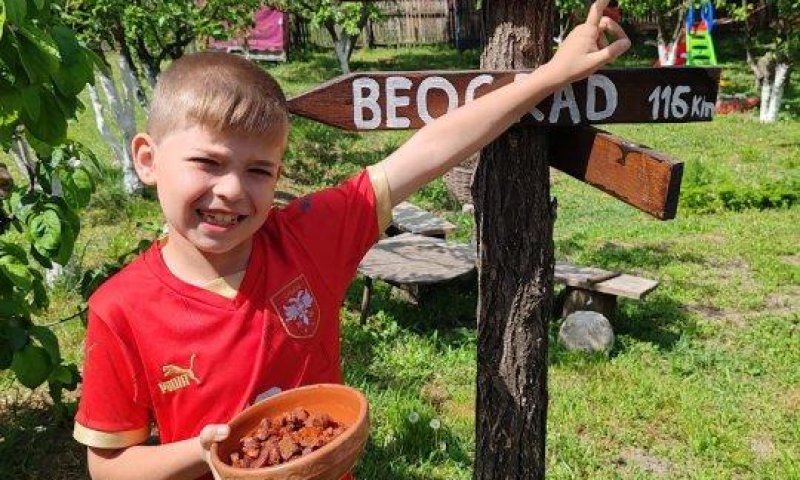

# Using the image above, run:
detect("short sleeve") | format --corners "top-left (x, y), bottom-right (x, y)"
top-left (73, 310), bottom-right (151, 449)
top-left (278, 169), bottom-right (387, 296)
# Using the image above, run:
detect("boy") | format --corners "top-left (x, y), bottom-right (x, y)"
top-left (73, 2), bottom-right (628, 478)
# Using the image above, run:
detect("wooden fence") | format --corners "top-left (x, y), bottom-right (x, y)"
top-left (292, 0), bottom-right (482, 49)
top-left (290, 1), bottom-right (765, 51)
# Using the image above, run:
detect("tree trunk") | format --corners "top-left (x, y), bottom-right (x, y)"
top-left (473, 1), bottom-right (554, 479)
top-left (324, 21), bottom-right (351, 74)
top-left (87, 83), bottom-right (126, 167)
top-left (655, 8), bottom-right (684, 66)
top-left (112, 20), bottom-right (150, 106)
top-left (763, 63), bottom-right (790, 123)
top-left (96, 68), bottom-right (145, 194)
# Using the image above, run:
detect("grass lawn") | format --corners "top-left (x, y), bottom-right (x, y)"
top-left (1, 35), bottom-right (798, 479)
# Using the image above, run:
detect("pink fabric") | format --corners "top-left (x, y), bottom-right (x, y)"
top-left (211, 7), bottom-right (285, 52)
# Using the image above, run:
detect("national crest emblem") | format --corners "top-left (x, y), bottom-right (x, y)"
top-left (270, 275), bottom-right (320, 338)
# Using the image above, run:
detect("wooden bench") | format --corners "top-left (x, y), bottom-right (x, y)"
top-left (357, 233), bottom-right (476, 323)
top-left (554, 262), bottom-right (659, 319)
top-left (388, 201), bottom-right (456, 238)
top-left (359, 201), bottom-right (658, 323)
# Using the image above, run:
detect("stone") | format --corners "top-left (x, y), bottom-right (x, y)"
top-left (562, 287), bottom-right (617, 319)
top-left (558, 310), bottom-right (614, 353)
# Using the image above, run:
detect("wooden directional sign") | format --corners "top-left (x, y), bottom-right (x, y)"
top-left (288, 67), bottom-right (720, 131)
top-left (287, 67), bottom-right (721, 220)
top-left (549, 127), bottom-right (683, 220)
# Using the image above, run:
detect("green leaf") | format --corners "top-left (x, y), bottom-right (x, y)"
top-left (4, 0), bottom-right (26, 24)
top-left (8, 325), bottom-right (28, 351)
top-left (0, 296), bottom-right (30, 317)
top-left (29, 325), bottom-right (59, 363)
top-left (0, 2), bottom-right (5, 42)
top-left (51, 25), bottom-right (94, 96)
top-left (11, 343), bottom-right (52, 388)
top-left (0, 105), bottom-right (18, 150)
top-left (70, 167), bottom-right (93, 208)
top-left (55, 212), bottom-right (75, 265)
top-left (15, 26), bottom-right (61, 84)
top-left (0, 240), bottom-right (29, 261)
top-left (24, 88), bottom-right (67, 147)
top-left (28, 207), bottom-right (62, 258)
top-left (49, 363), bottom-right (73, 384)
top-left (28, 244), bottom-right (52, 269)
top-left (20, 86), bottom-right (41, 123)
top-left (0, 255), bottom-right (33, 290)
top-left (52, 196), bottom-right (79, 233)
top-left (30, 273), bottom-right (47, 310)
top-left (0, 241), bottom-right (32, 289)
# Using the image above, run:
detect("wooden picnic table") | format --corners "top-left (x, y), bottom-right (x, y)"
top-left (357, 233), bottom-right (476, 323)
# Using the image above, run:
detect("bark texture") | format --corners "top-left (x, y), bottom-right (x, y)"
top-left (473, 1), bottom-right (555, 479)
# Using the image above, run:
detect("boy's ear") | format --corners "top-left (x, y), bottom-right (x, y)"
top-left (132, 133), bottom-right (157, 186)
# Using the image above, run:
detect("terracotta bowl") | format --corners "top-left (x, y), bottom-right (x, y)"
top-left (210, 384), bottom-right (369, 480)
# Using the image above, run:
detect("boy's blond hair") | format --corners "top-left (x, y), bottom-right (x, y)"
top-left (148, 52), bottom-right (288, 142)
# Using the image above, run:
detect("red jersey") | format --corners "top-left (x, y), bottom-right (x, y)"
top-left (74, 170), bottom-right (390, 478)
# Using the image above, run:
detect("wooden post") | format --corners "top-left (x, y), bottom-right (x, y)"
top-left (473, 1), bottom-right (553, 478)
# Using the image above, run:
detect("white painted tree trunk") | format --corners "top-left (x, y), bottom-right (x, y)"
top-left (762, 63), bottom-right (789, 123)
top-left (759, 79), bottom-right (772, 122)
top-left (657, 34), bottom-right (681, 66)
top-left (96, 67), bottom-right (145, 194)
top-left (118, 55), bottom-right (143, 125)
top-left (88, 84), bottom-right (125, 167)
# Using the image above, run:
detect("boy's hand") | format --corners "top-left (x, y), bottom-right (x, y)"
top-left (549, 0), bottom-right (630, 84)
top-left (198, 424), bottom-right (230, 480)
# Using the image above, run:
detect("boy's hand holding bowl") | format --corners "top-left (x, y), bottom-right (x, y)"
top-left (208, 384), bottom-right (369, 480)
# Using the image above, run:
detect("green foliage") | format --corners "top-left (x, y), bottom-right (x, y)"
top-left (280, 0), bottom-right (382, 37)
top-left (268, 0), bottom-right (381, 72)
top-left (65, 0), bottom-right (264, 79)
top-left (0, 1), bottom-right (95, 147)
top-left (0, 2), bottom-right (98, 407)
top-left (681, 177), bottom-right (799, 213)
top-left (766, 0), bottom-right (800, 63)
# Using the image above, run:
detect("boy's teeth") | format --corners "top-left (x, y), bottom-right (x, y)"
top-left (201, 212), bottom-right (239, 226)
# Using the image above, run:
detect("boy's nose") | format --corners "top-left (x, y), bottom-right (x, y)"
top-left (212, 173), bottom-right (246, 201)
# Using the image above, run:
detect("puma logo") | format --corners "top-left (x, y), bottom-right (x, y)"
top-left (159, 354), bottom-right (201, 393)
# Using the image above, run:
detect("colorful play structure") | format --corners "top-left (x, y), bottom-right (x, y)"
top-left (685, 1), bottom-right (718, 65)
top-left (655, 1), bottom-right (718, 67)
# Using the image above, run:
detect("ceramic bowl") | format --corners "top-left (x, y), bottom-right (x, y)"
top-left (210, 384), bottom-right (369, 480)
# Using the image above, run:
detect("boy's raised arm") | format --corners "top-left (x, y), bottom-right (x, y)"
top-left (378, 0), bottom-right (630, 205)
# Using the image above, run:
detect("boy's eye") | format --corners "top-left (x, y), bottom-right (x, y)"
top-left (249, 168), bottom-right (274, 177)
top-left (190, 157), bottom-right (218, 167)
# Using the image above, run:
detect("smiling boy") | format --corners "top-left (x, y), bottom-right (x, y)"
top-left (73, 2), bottom-right (629, 479)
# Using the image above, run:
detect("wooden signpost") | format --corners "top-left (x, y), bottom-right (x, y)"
top-left (288, 67), bottom-right (720, 219)
top-left (286, 61), bottom-right (719, 478)
top-left (304, 4), bottom-right (721, 478)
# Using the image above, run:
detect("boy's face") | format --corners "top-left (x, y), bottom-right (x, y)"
top-left (133, 125), bottom-right (287, 259)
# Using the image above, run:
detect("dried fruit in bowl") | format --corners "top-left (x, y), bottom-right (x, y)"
top-left (229, 407), bottom-right (347, 469)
